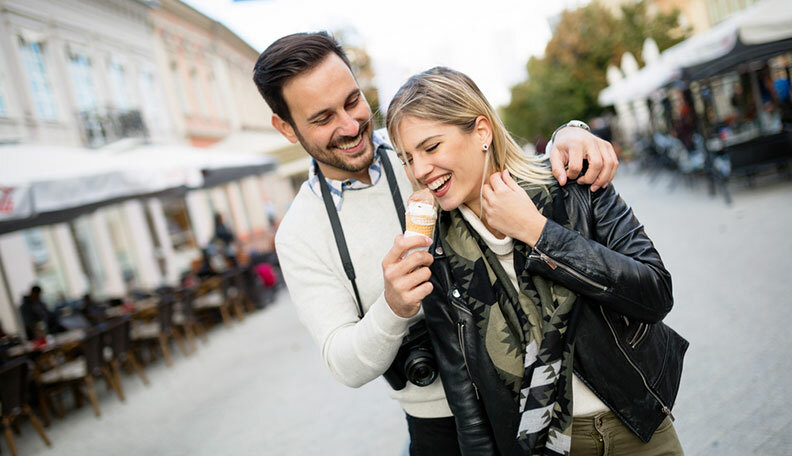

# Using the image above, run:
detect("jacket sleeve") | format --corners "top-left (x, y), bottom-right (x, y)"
top-left (423, 272), bottom-right (498, 455)
top-left (526, 183), bottom-right (673, 323)
top-left (275, 227), bottom-right (411, 388)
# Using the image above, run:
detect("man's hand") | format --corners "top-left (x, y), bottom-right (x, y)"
top-left (382, 235), bottom-right (434, 318)
top-left (548, 127), bottom-right (619, 192)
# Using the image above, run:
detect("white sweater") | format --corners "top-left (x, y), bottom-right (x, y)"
top-left (275, 149), bottom-right (451, 418)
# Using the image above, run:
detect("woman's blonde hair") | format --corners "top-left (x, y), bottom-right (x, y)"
top-left (385, 66), bottom-right (554, 185)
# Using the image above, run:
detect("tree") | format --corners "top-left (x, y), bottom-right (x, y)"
top-left (334, 28), bottom-right (383, 128)
top-left (501, 1), bottom-right (688, 143)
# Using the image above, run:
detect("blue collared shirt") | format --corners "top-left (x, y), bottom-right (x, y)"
top-left (306, 129), bottom-right (390, 210)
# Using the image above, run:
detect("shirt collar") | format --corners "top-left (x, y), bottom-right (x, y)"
top-left (307, 129), bottom-right (390, 211)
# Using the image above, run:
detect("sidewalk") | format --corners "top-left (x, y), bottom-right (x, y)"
top-left (11, 167), bottom-right (792, 455)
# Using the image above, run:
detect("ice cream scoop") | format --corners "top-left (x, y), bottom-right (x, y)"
top-left (404, 189), bottom-right (437, 254)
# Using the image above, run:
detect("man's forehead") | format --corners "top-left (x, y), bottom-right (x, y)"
top-left (282, 54), bottom-right (359, 119)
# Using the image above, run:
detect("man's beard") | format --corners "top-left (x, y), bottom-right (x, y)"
top-left (295, 117), bottom-right (375, 174)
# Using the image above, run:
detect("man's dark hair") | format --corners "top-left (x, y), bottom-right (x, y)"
top-left (252, 31), bottom-right (352, 126)
top-left (30, 285), bottom-right (41, 294)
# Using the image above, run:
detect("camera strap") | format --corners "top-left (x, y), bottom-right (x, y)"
top-left (317, 145), bottom-right (405, 319)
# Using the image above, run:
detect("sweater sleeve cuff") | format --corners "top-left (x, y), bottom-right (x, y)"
top-left (367, 294), bottom-right (411, 338)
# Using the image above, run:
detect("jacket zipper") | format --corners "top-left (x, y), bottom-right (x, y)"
top-left (629, 323), bottom-right (649, 349)
top-left (529, 247), bottom-right (608, 292)
top-left (600, 306), bottom-right (674, 420)
top-left (457, 321), bottom-right (480, 400)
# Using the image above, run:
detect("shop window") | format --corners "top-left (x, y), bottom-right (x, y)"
top-left (108, 59), bottom-right (131, 111)
top-left (161, 197), bottom-right (196, 251)
top-left (23, 227), bottom-right (68, 305)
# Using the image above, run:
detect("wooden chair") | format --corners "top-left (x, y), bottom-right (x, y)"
top-left (233, 268), bottom-right (256, 314)
top-left (107, 317), bottom-right (148, 388)
top-left (193, 276), bottom-right (234, 328)
top-left (34, 328), bottom-right (119, 422)
top-left (173, 287), bottom-right (207, 353)
top-left (131, 295), bottom-right (189, 367)
top-left (0, 358), bottom-right (51, 456)
top-left (221, 270), bottom-right (246, 322)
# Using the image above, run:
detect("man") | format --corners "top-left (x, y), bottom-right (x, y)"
top-left (20, 285), bottom-right (61, 340)
top-left (252, 32), bottom-right (618, 454)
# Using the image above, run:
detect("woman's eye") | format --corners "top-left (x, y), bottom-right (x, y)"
top-left (426, 143), bottom-right (439, 152)
top-left (346, 97), bottom-right (359, 108)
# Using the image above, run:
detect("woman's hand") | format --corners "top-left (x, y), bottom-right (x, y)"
top-left (481, 170), bottom-right (547, 247)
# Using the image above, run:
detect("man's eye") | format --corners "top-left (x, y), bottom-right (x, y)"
top-left (314, 117), bottom-right (331, 125)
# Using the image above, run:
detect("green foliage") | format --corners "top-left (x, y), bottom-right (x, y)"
top-left (502, 1), bottom-right (688, 142)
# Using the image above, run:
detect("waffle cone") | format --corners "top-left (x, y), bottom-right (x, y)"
top-left (405, 214), bottom-right (435, 237)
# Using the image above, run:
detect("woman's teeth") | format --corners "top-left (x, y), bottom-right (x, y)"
top-left (427, 175), bottom-right (450, 191)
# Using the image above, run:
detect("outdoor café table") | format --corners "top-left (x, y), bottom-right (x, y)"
top-left (4, 329), bottom-right (86, 358)
top-left (105, 297), bottom-right (159, 319)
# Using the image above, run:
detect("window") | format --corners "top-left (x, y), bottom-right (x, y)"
top-left (0, 69), bottom-right (7, 115)
top-left (190, 68), bottom-right (209, 118)
top-left (138, 70), bottom-right (165, 130)
top-left (171, 61), bottom-right (191, 115)
top-left (108, 59), bottom-right (130, 111)
top-left (67, 50), bottom-right (98, 112)
top-left (208, 71), bottom-right (225, 120)
top-left (18, 37), bottom-right (58, 120)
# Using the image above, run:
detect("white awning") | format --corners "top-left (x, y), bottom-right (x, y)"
top-left (599, 0), bottom-right (792, 106)
top-left (0, 141), bottom-right (276, 228)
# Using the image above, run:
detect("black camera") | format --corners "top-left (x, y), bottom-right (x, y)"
top-left (382, 320), bottom-right (438, 391)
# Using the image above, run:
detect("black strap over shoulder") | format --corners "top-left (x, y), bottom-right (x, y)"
top-left (317, 145), bottom-right (405, 319)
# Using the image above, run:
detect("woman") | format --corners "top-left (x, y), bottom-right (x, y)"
top-left (385, 67), bottom-right (687, 456)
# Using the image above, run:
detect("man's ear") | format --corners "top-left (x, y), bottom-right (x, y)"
top-left (272, 114), bottom-right (299, 144)
top-left (474, 115), bottom-right (493, 149)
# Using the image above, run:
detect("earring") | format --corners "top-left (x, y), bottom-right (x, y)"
top-left (482, 144), bottom-right (489, 151)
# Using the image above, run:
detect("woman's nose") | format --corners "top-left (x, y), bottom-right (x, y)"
top-left (412, 154), bottom-right (432, 182)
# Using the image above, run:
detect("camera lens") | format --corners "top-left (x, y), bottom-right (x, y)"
top-left (404, 347), bottom-right (437, 387)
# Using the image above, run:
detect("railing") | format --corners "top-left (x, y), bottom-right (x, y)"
top-left (76, 108), bottom-right (149, 148)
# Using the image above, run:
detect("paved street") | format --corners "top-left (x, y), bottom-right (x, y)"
top-left (11, 166), bottom-right (792, 456)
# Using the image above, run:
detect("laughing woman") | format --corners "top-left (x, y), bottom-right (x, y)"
top-left (385, 67), bottom-right (688, 456)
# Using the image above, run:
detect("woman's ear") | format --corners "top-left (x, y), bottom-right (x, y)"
top-left (474, 115), bottom-right (493, 149)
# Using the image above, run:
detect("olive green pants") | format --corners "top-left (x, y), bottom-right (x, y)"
top-left (570, 411), bottom-right (684, 456)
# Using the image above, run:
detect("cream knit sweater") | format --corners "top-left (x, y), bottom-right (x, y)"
top-left (275, 148), bottom-right (451, 418)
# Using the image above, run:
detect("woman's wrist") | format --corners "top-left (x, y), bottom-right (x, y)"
top-left (518, 215), bottom-right (547, 247)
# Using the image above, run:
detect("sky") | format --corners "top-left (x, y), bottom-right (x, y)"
top-left (182, 0), bottom-right (588, 109)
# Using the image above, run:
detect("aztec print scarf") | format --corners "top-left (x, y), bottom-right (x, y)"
top-left (438, 179), bottom-right (581, 456)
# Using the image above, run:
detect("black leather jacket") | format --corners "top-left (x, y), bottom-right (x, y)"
top-left (423, 182), bottom-right (689, 455)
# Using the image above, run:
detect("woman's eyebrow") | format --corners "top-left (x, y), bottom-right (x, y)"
top-left (414, 135), bottom-right (442, 151)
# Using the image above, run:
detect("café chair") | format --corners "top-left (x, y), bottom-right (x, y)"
top-left (173, 288), bottom-right (207, 353)
top-left (221, 270), bottom-right (246, 322)
top-left (34, 327), bottom-right (120, 421)
top-left (130, 295), bottom-right (189, 367)
top-left (107, 317), bottom-right (148, 387)
top-left (193, 276), bottom-right (234, 328)
top-left (0, 357), bottom-right (51, 456)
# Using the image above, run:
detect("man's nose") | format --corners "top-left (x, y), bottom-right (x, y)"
top-left (337, 111), bottom-right (359, 137)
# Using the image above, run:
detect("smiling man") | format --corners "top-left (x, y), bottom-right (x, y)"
top-left (252, 31), bottom-right (618, 455)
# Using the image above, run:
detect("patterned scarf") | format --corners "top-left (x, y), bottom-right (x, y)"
top-left (438, 180), bottom-right (580, 456)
